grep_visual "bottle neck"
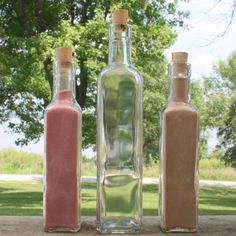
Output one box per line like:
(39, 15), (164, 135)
(108, 24), (131, 65)
(168, 63), (191, 103)
(53, 61), (75, 103)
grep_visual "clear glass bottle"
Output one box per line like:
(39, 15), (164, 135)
(159, 52), (199, 233)
(96, 9), (143, 233)
(44, 47), (82, 232)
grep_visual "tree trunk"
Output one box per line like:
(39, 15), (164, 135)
(75, 0), (89, 108)
(76, 56), (88, 108)
(43, 58), (53, 104)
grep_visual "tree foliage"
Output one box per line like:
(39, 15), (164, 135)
(190, 81), (208, 159)
(0, 0), (189, 161)
(203, 51), (236, 167)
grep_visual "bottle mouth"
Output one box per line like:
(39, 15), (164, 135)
(168, 63), (191, 78)
(54, 61), (75, 71)
(56, 61), (73, 69)
(110, 24), (131, 40)
(111, 23), (129, 32)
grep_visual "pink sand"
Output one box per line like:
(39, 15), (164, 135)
(45, 90), (79, 229)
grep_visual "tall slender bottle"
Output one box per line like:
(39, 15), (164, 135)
(44, 47), (82, 232)
(96, 9), (143, 233)
(159, 52), (199, 232)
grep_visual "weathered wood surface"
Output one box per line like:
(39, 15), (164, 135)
(0, 216), (236, 236)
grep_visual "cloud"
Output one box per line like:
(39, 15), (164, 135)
(191, 52), (215, 78)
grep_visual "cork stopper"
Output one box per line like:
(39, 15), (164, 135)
(112, 9), (128, 24)
(171, 52), (189, 77)
(55, 47), (73, 68)
(172, 52), (188, 63)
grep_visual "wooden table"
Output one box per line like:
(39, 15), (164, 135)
(0, 216), (236, 235)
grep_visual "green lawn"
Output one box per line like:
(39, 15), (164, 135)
(0, 181), (236, 216)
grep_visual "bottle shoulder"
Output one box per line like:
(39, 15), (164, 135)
(162, 102), (198, 116)
(45, 101), (81, 115)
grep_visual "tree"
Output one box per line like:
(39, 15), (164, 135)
(191, 81), (209, 159)
(0, 0), (189, 162)
(203, 51), (236, 167)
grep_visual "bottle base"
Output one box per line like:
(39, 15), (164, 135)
(44, 226), (80, 233)
(161, 226), (197, 233)
(97, 219), (142, 234)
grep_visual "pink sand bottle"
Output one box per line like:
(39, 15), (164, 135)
(44, 47), (82, 232)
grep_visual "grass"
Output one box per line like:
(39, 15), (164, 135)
(0, 181), (236, 216)
(0, 148), (43, 174)
(199, 187), (236, 215)
(0, 148), (236, 181)
(0, 181), (42, 216)
(199, 158), (236, 181)
(81, 159), (97, 176)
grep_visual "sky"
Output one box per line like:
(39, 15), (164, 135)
(166, 0), (236, 78)
(0, 0), (236, 156)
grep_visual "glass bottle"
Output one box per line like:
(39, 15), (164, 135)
(44, 47), (82, 232)
(159, 52), (199, 233)
(96, 9), (143, 233)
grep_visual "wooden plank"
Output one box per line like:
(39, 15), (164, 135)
(0, 216), (236, 235)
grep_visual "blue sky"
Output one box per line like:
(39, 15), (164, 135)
(0, 0), (236, 155)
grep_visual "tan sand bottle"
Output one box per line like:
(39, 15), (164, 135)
(44, 47), (82, 232)
(159, 52), (199, 232)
